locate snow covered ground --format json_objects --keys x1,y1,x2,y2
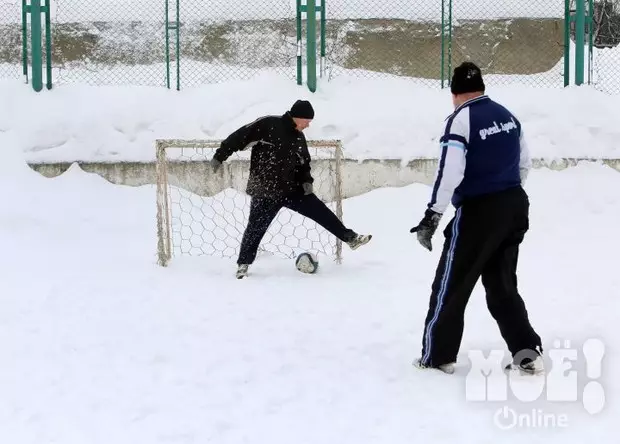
[
  {"x1": 3, "y1": 70, "x2": 620, "y2": 163},
  {"x1": 1, "y1": 122, "x2": 619, "y2": 442}
]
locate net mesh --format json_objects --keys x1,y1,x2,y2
[{"x1": 156, "y1": 139, "x2": 344, "y2": 267}]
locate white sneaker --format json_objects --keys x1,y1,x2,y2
[
  {"x1": 347, "y1": 234, "x2": 372, "y2": 250},
  {"x1": 413, "y1": 358, "x2": 455, "y2": 374}
]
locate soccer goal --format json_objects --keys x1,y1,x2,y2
[{"x1": 155, "y1": 139, "x2": 345, "y2": 267}]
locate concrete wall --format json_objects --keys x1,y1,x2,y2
[{"x1": 28, "y1": 157, "x2": 620, "y2": 201}]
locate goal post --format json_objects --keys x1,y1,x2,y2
[{"x1": 155, "y1": 138, "x2": 345, "y2": 267}]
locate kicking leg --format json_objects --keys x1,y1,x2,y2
[
  {"x1": 284, "y1": 193, "x2": 371, "y2": 249},
  {"x1": 236, "y1": 197, "x2": 282, "y2": 277}
]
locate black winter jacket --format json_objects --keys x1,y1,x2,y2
[{"x1": 213, "y1": 112, "x2": 314, "y2": 199}]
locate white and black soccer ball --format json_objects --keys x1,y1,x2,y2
[{"x1": 295, "y1": 252, "x2": 319, "y2": 274}]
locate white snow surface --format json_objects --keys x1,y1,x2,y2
[
  {"x1": 1, "y1": 128, "x2": 619, "y2": 442},
  {"x1": 3, "y1": 68, "x2": 620, "y2": 163}
]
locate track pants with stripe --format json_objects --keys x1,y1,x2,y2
[
  {"x1": 420, "y1": 186, "x2": 542, "y2": 367},
  {"x1": 237, "y1": 193, "x2": 355, "y2": 265}
]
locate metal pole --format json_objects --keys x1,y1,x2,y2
[
  {"x1": 30, "y1": 0, "x2": 42, "y2": 92},
  {"x1": 564, "y1": 0, "x2": 570, "y2": 86},
  {"x1": 296, "y1": 0, "x2": 302, "y2": 85},
  {"x1": 44, "y1": 0, "x2": 52, "y2": 89},
  {"x1": 320, "y1": 0, "x2": 326, "y2": 78},
  {"x1": 165, "y1": 0, "x2": 170, "y2": 89},
  {"x1": 306, "y1": 0, "x2": 317, "y2": 92},
  {"x1": 22, "y1": 0, "x2": 28, "y2": 80},
  {"x1": 575, "y1": 0, "x2": 585, "y2": 85},
  {"x1": 441, "y1": 0, "x2": 445, "y2": 87},
  {"x1": 176, "y1": 0, "x2": 180, "y2": 90}
]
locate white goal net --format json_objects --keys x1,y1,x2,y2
[{"x1": 156, "y1": 139, "x2": 344, "y2": 267}]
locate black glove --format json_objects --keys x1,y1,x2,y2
[
  {"x1": 410, "y1": 209, "x2": 442, "y2": 251},
  {"x1": 302, "y1": 182, "x2": 313, "y2": 195},
  {"x1": 210, "y1": 157, "x2": 222, "y2": 173}
]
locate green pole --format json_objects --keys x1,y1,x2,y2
[
  {"x1": 22, "y1": 0, "x2": 28, "y2": 79},
  {"x1": 296, "y1": 0, "x2": 302, "y2": 85},
  {"x1": 306, "y1": 0, "x2": 317, "y2": 92},
  {"x1": 588, "y1": 0, "x2": 594, "y2": 84},
  {"x1": 176, "y1": 0, "x2": 180, "y2": 90},
  {"x1": 165, "y1": 0, "x2": 170, "y2": 89},
  {"x1": 44, "y1": 0, "x2": 52, "y2": 89},
  {"x1": 30, "y1": 0, "x2": 43, "y2": 92},
  {"x1": 575, "y1": 0, "x2": 585, "y2": 85},
  {"x1": 564, "y1": 0, "x2": 570, "y2": 86},
  {"x1": 320, "y1": 0, "x2": 325, "y2": 78},
  {"x1": 441, "y1": 0, "x2": 445, "y2": 88},
  {"x1": 448, "y1": 0, "x2": 452, "y2": 86}
]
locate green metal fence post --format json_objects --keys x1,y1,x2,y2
[
  {"x1": 320, "y1": 0, "x2": 326, "y2": 78},
  {"x1": 44, "y1": 0, "x2": 52, "y2": 89},
  {"x1": 587, "y1": 0, "x2": 594, "y2": 85},
  {"x1": 564, "y1": 0, "x2": 570, "y2": 87},
  {"x1": 296, "y1": 0, "x2": 302, "y2": 85},
  {"x1": 176, "y1": 0, "x2": 180, "y2": 91},
  {"x1": 165, "y1": 0, "x2": 170, "y2": 88},
  {"x1": 441, "y1": 0, "x2": 445, "y2": 87},
  {"x1": 448, "y1": 0, "x2": 452, "y2": 86},
  {"x1": 165, "y1": 0, "x2": 180, "y2": 90},
  {"x1": 440, "y1": 0, "x2": 454, "y2": 88},
  {"x1": 306, "y1": 0, "x2": 317, "y2": 92},
  {"x1": 575, "y1": 0, "x2": 585, "y2": 85},
  {"x1": 30, "y1": 0, "x2": 43, "y2": 92},
  {"x1": 21, "y1": 0, "x2": 28, "y2": 80}
]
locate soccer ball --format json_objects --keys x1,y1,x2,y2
[{"x1": 295, "y1": 252, "x2": 319, "y2": 274}]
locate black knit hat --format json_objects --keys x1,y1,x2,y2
[
  {"x1": 290, "y1": 100, "x2": 314, "y2": 119},
  {"x1": 451, "y1": 62, "x2": 485, "y2": 94}
]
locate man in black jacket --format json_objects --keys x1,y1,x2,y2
[{"x1": 212, "y1": 100, "x2": 372, "y2": 278}]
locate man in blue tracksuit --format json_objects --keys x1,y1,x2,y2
[{"x1": 410, "y1": 62, "x2": 543, "y2": 375}]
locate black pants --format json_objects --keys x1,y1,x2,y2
[
  {"x1": 420, "y1": 186, "x2": 542, "y2": 367},
  {"x1": 237, "y1": 193, "x2": 354, "y2": 265}
]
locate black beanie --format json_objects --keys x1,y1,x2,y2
[
  {"x1": 290, "y1": 100, "x2": 314, "y2": 119},
  {"x1": 450, "y1": 62, "x2": 485, "y2": 95}
]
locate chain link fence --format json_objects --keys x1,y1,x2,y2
[
  {"x1": 0, "y1": 0, "x2": 23, "y2": 81},
  {"x1": 1, "y1": 0, "x2": 618, "y2": 93},
  {"x1": 591, "y1": 0, "x2": 620, "y2": 94},
  {"x1": 49, "y1": 0, "x2": 298, "y2": 87},
  {"x1": 321, "y1": 0, "x2": 440, "y2": 87},
  {"x1": 324, "y1": 0, "x2": 567, "y2": 88}
]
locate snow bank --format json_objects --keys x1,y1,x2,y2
[{"x1": 3, "y1": 72, "x2": 620, "y2": 164}]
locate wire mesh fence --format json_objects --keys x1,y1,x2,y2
[
  {"x1": 321, "y1": 0, "x2": 441, "y2": 87},
  {"x1": 0, "y1": 0, "x2": 24, "y2": 81},
  {"x1": 324, "y1": 0, "x2": 567, "y2": 88},
  {"x1": 591, "y1": 0, "x2": 620, "y2": 94},
  {"x1": 49, "y1": 0, "x2": 298, "y2": 87},
  {"x1": 1, "y1": 0, "x2": 618, "y2": 93},
  {"x1": 443, "y1": 0, "x2": 566, "y2": 88}
]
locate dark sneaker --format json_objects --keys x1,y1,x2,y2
[
  {"x1": 236, "y1": 264, "x2": 249, "y2": 279},
  {"x1": 505, "y1": 348, "x2": 544, "y2": 375}
]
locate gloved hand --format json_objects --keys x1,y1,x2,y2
[
  {"x1": 410, "y1": 209, "x2": 442, "y2": 251},
  {"x1": 302, "y1": 182, "x2": 313, "y2": 195},
  {"x1": 210, "y1": 157, "x2": 222, "y2": 173}
]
